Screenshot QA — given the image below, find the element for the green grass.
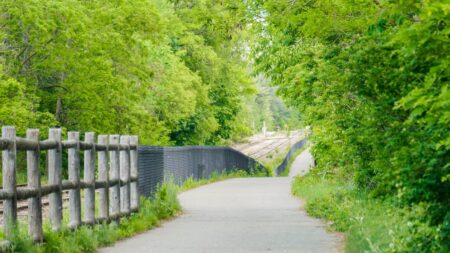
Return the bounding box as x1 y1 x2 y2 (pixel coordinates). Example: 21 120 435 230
292 174 447 252
264 147 291 176
4 182 181 253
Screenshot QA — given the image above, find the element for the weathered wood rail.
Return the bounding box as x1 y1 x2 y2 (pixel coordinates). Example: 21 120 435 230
0 126 138 243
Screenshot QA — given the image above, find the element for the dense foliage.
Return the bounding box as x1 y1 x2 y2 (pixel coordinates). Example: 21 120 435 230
251 0 449 251
1 0 448 250
0 0 257 145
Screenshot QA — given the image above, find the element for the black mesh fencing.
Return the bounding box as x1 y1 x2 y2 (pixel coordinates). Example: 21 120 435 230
137 146 164 197
138 139 307 197
138 146 266 197
275 139 308 176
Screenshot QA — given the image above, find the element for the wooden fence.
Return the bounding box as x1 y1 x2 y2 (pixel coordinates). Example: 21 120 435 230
0 126 138 243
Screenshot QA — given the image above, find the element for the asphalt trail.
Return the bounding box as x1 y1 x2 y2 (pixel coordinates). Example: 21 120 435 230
101 150 339 253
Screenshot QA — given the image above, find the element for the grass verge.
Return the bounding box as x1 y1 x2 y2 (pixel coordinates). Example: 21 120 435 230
292 173 448 252
5 182 181 253
264 146 297 176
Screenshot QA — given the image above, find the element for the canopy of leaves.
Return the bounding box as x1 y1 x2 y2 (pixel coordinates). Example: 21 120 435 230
0 0 255 145
251 0 449 250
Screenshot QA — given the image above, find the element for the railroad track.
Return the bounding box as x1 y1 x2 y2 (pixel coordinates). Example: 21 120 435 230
251 138 291 159
0 183 70 220
0 192 70 215
249 132 303 158
247 139 278 157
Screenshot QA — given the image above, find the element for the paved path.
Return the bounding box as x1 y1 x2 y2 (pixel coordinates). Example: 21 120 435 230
101 150 340 253
289 148 314 178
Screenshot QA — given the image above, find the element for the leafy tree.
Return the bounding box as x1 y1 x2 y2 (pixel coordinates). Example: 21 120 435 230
251 0 449 250
0 0 260 145
169 0 255 144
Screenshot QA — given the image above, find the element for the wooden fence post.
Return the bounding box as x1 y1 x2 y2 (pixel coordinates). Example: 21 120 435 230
120 135 130 214
27 129 43 242
98 135 109 220
109 135 120 218
84 132 95 224
48 128 62 231
0 127 139 242
68 131 81 228
2 126 17 236
130 135 139 211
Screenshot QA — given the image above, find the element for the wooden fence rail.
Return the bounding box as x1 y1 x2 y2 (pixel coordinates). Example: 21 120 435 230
0 126 138 243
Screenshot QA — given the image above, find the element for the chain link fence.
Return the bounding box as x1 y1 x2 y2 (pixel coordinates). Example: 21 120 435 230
138 146 266 197
275 139 308 176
